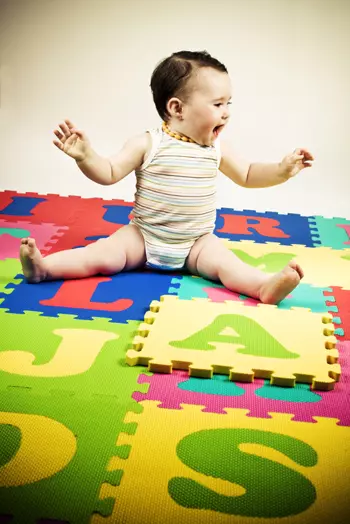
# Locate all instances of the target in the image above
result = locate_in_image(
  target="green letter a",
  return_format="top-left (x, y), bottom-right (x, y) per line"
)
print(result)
top-left (170, 314), bottom-right (299, 359)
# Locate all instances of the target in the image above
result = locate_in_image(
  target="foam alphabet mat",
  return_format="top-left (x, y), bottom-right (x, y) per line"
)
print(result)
top-left (0, 190), bottom-right (349, 523)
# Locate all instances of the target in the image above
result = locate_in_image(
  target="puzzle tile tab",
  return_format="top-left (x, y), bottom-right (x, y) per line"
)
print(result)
top-left (133, 363), bottom-right (350, 424)
top-left (324, 287), bottom-right (350, 339)
top-left (127, 296), bottom-right (339, 390)
top-left (308, 216), bottom-right (350, 249)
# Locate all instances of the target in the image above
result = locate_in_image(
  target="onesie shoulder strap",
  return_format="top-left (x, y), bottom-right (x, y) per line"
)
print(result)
top-left (138, 127), bottom-right (163, 170)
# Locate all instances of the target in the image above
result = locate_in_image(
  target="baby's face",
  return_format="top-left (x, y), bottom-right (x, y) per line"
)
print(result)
top-left (183, 68), bottom-right (232, 146)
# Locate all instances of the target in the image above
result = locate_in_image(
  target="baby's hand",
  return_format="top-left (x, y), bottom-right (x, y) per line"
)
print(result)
top-left (281, 148), bottom-right (314, 178)
top-left (53, 119), bottom-right (91, 162)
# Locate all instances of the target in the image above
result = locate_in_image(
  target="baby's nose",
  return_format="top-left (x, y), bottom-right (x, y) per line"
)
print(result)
top-left (222, 107), bottom-right (230, 119)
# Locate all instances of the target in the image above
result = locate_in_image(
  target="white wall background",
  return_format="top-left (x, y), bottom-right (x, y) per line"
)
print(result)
top-left (0, 0), bottom-right (349, 218)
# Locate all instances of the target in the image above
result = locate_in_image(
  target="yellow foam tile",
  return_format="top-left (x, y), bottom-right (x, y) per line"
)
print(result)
top-left (92, 401), bottom-right (350, 524)
top-left (223, 240), bottom-right (350, 289)
top-left (126, 296), bottom-right (339, 390)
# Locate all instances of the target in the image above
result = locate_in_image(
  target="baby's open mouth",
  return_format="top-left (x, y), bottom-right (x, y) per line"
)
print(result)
top-left (213, 125), bottom-right (224, 137)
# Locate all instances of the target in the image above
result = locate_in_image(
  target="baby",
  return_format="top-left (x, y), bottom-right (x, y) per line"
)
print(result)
top-left (19, 50), bottom-right (313, 304)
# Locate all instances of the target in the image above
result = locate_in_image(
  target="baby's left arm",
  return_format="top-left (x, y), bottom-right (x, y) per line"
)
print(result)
top-left (220, 140), bottom-right (314, 188)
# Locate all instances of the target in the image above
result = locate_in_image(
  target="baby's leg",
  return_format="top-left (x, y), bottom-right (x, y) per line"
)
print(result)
top-left (19, 224), bottom-right (146, 283)
top-left (186, 234), bottom-right (304, 305)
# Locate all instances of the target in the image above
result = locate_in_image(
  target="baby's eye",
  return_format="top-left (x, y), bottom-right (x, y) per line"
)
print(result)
top-left (214, 102), bottom-right (232, 107)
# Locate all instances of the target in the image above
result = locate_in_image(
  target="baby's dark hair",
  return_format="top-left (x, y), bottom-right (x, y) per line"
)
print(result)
top-left (150, 50), bottom-right (228, 121)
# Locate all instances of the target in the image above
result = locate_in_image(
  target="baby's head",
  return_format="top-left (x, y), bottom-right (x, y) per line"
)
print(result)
top-left (150, 50), bottom-right (232, 146)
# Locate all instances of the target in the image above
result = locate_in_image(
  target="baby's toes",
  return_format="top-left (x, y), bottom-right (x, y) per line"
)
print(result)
top-left (296, 264), bottom-right (304, 279)
top-left (288, 259), bottom-right (298, 271)
top-left (27, 238), bottom-right (36, 249)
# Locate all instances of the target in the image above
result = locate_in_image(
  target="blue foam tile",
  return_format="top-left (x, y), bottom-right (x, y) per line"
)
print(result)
top-left (214, 208), bottom-right (315, 247)
top-left (0, 270), bottom-right (176, 323)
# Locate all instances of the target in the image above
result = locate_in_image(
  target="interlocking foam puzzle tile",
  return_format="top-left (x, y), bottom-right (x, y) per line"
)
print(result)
top-left (205, 287), bottom-right (259, 306)
top-left (214, 208), bottom-right (316, 246)
top-left (170, 275), bottom-right (259, 306)
top-left (127, 295), bottom-right (339, 390)
top-left (0, 191), bottom-right (135, 232)
top-left (69, 196), bottom-right (134, 227)
top-left (0, 191), bottom-right (87, 225)
top-left (41, 204), bottom-right (135, 256)
top-left (0, 309), bottom-right (152, 399)
top-left (0, 270), bottom-right (176, 323)
top-left (0, 190), bottom-right (15, 205)
top-left (224, 239), bottom-right (350, 289)
top-left (324, 287), bottom-right (350, 339)
top-left (0, 387), bottom-right (144, 524)
top-left (0, 190), bottom-right (47, 210)
top-left (0, 260), bottom-right (22, 300)
top-left (167, 273), bottom-right (331, 313)
top-left (205, 282), bottom-right (331, 313)
top-left (40, 224), bottom-right (122, 256)
top-left (169, 274), bottom-right (221, 299)
top-left (308, 216), bottom-right (350, 249)
top-left (97, 400), bottom-right (350, 524)
top-left (0, 220), bottom-right (68, 259)
top-left (133, 345), bottom-right (350, 423)
top-left (278, 283), bottom-right (331, 312)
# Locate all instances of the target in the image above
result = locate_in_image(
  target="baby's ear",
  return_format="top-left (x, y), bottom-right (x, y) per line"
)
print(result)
top-left (166, 97), bottom-right (183, 118)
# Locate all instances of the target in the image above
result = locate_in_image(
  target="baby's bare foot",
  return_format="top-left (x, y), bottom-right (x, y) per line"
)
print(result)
top-left (20, 238), bottom-right (47, 283)
top-left (259, 260), bottom-right (304, 305)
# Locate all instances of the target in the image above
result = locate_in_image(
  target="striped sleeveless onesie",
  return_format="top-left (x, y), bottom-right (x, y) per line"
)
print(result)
top-left (131, 126), bottom-right (221, 270)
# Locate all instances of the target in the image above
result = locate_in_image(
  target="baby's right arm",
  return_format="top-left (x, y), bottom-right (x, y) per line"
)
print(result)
top-left (53, 119), bottom-right (150, 186)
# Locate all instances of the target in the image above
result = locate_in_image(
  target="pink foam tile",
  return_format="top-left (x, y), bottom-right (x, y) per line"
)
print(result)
top-left (205, 286), bottom-right (259, 306)
top-left (0, 220), bottom-right (68, 260)
top-left (133, 343), bottom-right (350, 425)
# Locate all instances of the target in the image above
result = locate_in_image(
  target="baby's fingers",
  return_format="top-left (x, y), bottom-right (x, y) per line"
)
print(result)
top-left (53, 128), bottom-right (64, 141)
top-left (70, 128), bottom-right (85, 139)
top-left (64, 118), bottom-right (76, 130)
top-left (291, 152), bottom-right (304, 163)
top-left (301, 149), bottom-right (314, 161)
top-left (53, 139), bottom-right (64, 150)
top-left (58, 121), bottom-right (72, 137)
top-left (64, 119), bottom-right (86, 140)
top-left (294, 148), bottom-right (314, 161)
